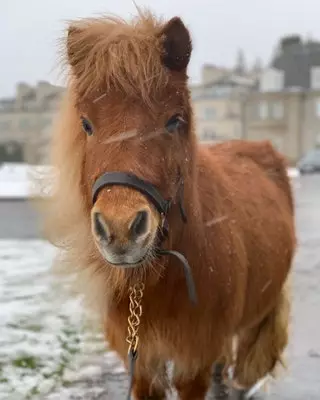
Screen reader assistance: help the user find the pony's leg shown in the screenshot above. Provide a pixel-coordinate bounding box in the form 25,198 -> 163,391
212,338 -> 235,399
212,363 -> 230,399
173,364 -> 212,400
232,285 -> 290,394
132,359 -> 168,400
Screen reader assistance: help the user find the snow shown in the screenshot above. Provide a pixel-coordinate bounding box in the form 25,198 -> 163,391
0,163 -> 54,199
0,239 -> 123,399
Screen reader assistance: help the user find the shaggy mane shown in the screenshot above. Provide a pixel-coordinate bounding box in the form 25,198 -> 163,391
38,91 -> 137,314
62,8 -> 170,104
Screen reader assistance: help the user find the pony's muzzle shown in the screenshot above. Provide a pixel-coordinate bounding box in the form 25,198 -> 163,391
91,207 -> 156,267
92,209 -> 151,243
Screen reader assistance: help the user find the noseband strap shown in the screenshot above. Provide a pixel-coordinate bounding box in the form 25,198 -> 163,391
92,172 -> 170,216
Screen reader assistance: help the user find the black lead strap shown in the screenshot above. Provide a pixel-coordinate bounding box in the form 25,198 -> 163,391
126,350 -> 137,400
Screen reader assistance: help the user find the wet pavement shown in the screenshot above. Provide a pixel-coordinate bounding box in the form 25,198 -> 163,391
265,174 -> 320,400
1,174 -> 319,399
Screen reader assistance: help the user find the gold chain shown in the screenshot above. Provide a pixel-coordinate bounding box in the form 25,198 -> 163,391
126,282 -> 145,355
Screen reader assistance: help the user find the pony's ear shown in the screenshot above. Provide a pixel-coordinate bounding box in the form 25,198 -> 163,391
161,17 -> 192,72
66,25 -> 89,75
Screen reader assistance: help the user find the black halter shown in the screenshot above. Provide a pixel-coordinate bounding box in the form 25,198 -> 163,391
92,171 -> 188,247
91,170 -> 197,400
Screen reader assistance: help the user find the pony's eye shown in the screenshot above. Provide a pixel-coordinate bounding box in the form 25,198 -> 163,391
165,114 -> 185,133
81,117 -> 93,136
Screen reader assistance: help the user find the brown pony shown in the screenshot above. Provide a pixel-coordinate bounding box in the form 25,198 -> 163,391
43,8 -> 296,399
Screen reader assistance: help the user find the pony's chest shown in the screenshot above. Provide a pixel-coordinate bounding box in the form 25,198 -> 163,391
139,312 -> 219,365
142,305 -> 211,344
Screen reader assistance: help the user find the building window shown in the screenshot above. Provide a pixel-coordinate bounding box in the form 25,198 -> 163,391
315,98 -> 320,118
201,129 -> 216,141
19,117 -> 31,131
210,86 -> 232,97
259,68 -> 284,92
271,101 -> 284,119
311,67 -> 320,90
234,125 -> 241,138
38,117 -> 52,129
0,141 -> 24,162
0,120 -> 11,131
204,107 -> 216,120
258,101 -> 268,119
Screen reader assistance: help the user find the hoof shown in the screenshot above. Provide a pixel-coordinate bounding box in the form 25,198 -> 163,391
212,383 -> 229,399
230,387 -> 265,399
229,388 -> 259,399
230,374 -> 271,399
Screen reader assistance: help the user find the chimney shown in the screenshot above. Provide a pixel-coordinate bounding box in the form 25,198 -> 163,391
280,35 -> 302,51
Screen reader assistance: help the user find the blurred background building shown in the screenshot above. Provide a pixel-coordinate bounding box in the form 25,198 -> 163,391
191,34 -> 320,164
244,35 -> 320,163
0,81 -> 64,165
1,34 -> 320,165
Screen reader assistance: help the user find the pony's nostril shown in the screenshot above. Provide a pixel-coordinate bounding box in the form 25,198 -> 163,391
93,212 -> 110,241
129,210 -> 149,240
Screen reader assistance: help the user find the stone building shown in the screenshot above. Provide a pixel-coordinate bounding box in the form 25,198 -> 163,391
190,52 -> 261,145
244,35 -> 320,163
191,71 -> 256,144
0,81 -> 64,164
5,36 -> 320,166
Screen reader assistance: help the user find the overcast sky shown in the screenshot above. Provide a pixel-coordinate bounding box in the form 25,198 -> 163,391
2,0 -> 320,97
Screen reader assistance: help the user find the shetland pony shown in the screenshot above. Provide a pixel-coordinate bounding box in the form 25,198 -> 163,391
42,9 -> 296,399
